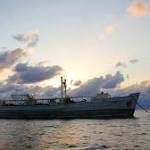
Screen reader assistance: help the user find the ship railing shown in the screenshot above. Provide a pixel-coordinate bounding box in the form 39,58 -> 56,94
0,95 -> 93,106
0,97 -> 60,106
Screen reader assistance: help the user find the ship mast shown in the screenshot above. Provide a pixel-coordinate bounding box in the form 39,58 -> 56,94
61,76 -> 64,100
64,79 -> 67,99
60,76 -> 67,103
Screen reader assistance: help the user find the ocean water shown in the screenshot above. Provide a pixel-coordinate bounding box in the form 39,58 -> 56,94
0,110 -> 150,150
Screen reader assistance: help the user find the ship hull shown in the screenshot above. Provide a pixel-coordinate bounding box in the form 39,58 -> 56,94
0,108 -> 135,119
0,93 -> 139,119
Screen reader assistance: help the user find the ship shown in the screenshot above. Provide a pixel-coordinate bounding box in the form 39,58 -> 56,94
0,77 -> 140,119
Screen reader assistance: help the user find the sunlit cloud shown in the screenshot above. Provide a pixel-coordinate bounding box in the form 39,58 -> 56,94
73,80 -> 82,86
105,24 -> 116,34
38,60 -> 50,66
98,24 -> 117,41
13,30 -> 39,48
0,69 -> 12,81
0,48 -> 26,72
127,2 -> 149,17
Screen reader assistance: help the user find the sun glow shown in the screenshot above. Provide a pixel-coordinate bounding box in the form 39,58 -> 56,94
34,68 -> 83,88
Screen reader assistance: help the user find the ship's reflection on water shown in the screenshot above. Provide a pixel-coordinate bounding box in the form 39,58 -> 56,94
0,110 -> 150,150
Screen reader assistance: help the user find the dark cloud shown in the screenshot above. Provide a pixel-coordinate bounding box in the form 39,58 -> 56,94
0,73 -> 150,108
129,59 -> 139,64
0,83 -> 60,99
71,71 -> 124,96
13,31 -> 39,48
110,80 -> 150,108
115,59 -> 139,68
110,80 -> 150,96
8,63 -> 63,84
115,61 -> 126,67
0,48 -> 25,71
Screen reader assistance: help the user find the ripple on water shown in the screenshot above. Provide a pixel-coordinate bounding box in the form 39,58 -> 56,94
0,110 -> 149,150
81,145 -> 110,150
113,133 -> 123,137
134,144 -> 140,148
67,144 -> 77,148
135,132 -> 147,135
24,145 -> 32,149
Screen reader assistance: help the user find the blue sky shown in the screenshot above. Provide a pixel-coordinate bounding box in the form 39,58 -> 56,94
0,0 -> 150,98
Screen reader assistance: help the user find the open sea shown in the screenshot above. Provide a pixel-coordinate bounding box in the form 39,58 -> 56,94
0,110 -> 150,150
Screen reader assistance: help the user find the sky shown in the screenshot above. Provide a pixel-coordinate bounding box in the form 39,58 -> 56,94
0,0 -> 150,103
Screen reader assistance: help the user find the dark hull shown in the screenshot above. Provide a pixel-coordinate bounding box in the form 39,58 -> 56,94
0,108 -> 135,119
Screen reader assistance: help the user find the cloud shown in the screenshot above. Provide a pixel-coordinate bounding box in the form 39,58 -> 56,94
115,61 -> 126,68
0,48 -> 26,71
13,30 -> 39,48
71,71 -> 124,96
73,80 -> 82,86
0,83 -> 60,99
0,47 -> 8,50
105,24 -> 116,35
112,80 -> 150,96
0,73 -> 150,107
110,80 -> 150,108
7,63 -> 63,84
127,2 -> 149,17
98,23 -> 117,41
129,59 -> 139,64
115,59 -> 139,68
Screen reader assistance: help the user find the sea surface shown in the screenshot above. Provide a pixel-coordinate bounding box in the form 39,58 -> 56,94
0,110 -> 150,150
